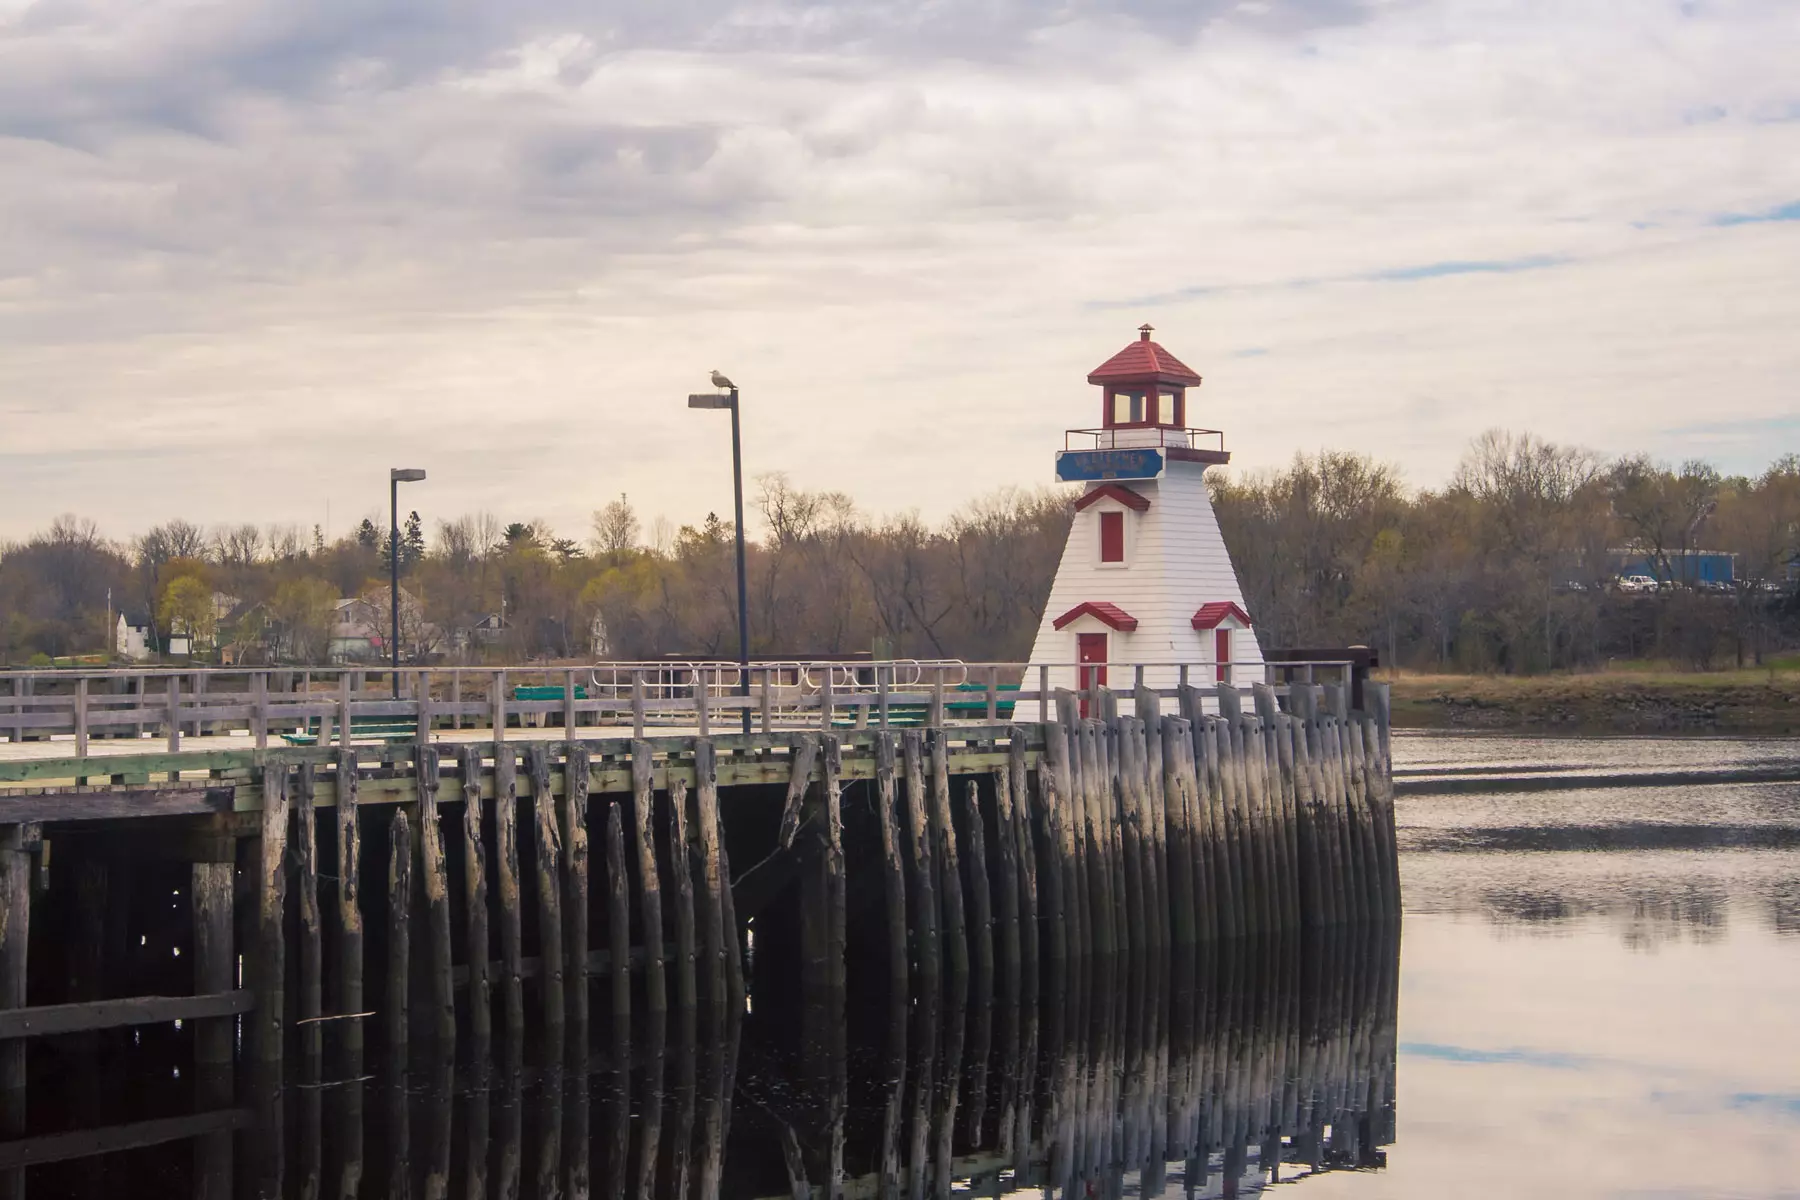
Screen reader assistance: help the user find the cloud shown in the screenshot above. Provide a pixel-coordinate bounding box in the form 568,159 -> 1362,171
0,0 -> 1797,538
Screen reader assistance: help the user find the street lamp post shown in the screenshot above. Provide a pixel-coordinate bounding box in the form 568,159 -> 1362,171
688,379 -> 752,733
389,468 -> 427,699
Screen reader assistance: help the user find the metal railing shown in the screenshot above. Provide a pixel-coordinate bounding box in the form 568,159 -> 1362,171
1063,426 -> 1227,453
0,658 -> 1360,755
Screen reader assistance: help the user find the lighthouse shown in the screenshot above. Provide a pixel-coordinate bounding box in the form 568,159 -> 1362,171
1017,325 -> 1261,717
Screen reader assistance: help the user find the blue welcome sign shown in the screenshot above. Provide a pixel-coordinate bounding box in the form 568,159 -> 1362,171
1055,448 -> 1165,482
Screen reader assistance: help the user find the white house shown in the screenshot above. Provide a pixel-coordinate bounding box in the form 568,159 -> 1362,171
1016,325 -> 1263,718
115,611 -> 154,661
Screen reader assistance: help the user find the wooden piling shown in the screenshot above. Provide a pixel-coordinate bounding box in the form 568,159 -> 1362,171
606,802 -> 630,1022
1160,715 -> 1196,947
192,860 -> 234,1066
874,731 -> 908,999
1077,721 -> 1113,959
901,731 -> 939,991
558,744 -> 592,1040
629,742 -> 665,1015
1007,730 -> 1040,1003
962,779 -> 995,1003
929,728 -> 970,989
255,761 -> 289,1065
667,775 -> 698,1014
493,746 -> 525,1053
295,763 -> 323,1063
416,745 -> 455,1052
528,745 -> 565,1048
693,739 -> 728,1015
823,735 -> 847,995
1044,723 -> 1065,964
993,764 -> 1022,1006
777,734 -> 820,851
385,808 -> 411,1059
1040,722 -> 1072,968
455,745 -> 490,1061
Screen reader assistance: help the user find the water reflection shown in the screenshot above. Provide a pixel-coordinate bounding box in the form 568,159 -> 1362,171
12,933 -> 1398,1198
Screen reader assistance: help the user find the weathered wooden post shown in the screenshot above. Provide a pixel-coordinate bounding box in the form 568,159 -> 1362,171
385,809 -> 411,1060
667,776 -> 698,1014
824,735 -> 847,996
606,801 -> 631,1022
963,779 -> 995,1005
493,746 -> 525,1054
1040,722 -> 1071,968
255,761 -> 289,1065
629,743 -> 665,1015
416,746 -> 455,1054
1007,730 -> 1040,1003
694,739 -> 728,1015
295,763 -> 324,1063
528,745 -> 565,1053
901,731 -> 939,990
192,857 -> 235,1066
0,825 -> 30,1097
564,743 -> 593,1034
993,763 -> 1022,1006
777,735 -> 820,852
875,731 -> 908,1000
929,727 -> 970,989
456,745 -> 490,1065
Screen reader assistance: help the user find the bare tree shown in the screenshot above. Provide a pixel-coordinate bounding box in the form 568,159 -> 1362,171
591,494 -> 641,560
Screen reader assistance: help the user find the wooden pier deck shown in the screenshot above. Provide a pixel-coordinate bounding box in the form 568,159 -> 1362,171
0,659 -> 1397,1192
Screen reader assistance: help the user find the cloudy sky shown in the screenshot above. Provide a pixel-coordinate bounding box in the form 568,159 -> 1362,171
1,0 -> 1796,544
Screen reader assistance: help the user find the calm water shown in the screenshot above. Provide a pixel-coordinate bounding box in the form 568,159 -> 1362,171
11,731 -> 1800,1197
1341,730 -> 1800,1200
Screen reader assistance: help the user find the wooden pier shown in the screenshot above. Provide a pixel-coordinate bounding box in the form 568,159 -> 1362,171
0,659 -> 1397,1190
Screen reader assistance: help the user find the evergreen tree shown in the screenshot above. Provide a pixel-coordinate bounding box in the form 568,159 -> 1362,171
355,518 -> 380,550
403,511 -> 425,569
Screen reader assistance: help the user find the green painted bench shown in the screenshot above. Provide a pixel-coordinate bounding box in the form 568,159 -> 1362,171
511,685 -> 589,701
281,717 -> 415,747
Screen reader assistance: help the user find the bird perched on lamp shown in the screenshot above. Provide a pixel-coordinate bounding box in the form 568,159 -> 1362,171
710,369 -> 736,390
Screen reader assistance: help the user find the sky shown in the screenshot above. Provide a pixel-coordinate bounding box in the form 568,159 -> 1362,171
1,0 -> 1797,546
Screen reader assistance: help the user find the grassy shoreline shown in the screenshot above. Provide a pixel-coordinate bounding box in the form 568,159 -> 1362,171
1388,668 -> 1800,735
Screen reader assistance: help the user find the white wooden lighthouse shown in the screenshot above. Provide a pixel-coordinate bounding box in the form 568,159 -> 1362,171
1017,325 -> 1262,716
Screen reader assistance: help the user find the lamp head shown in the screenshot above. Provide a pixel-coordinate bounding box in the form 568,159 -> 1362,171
390,468 -> 427,483
687,394 -> 732,410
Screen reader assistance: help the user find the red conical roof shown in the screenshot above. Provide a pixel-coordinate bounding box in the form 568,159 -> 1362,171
1086,324 -> 1202,386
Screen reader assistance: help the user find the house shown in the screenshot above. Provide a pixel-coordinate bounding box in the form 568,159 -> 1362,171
332,586 -> 439,663
114,611 -> 154,661
330,597 -> 385,662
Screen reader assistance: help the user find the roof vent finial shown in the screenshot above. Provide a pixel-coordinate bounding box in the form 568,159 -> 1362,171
1138,323 -> 1154,342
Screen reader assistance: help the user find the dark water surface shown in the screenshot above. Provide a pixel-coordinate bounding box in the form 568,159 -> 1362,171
11,731 -> 1800,1197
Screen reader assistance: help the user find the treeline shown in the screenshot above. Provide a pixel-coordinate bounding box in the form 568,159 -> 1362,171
1215,433 -> 1800,671
0,478 -> 1071,667
2,433 -> 1797,671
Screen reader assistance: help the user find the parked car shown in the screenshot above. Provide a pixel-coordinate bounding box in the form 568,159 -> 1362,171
1616,574 -> 1659,593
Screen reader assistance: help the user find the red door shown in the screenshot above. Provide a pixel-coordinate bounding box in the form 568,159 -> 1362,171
1215,628 -> 1231,684
1078,633 -> 1108,718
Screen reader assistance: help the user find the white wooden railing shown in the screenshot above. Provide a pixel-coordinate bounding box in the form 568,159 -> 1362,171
0,658 -> 1361,755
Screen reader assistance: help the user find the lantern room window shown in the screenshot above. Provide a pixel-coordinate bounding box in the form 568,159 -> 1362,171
1111,390 -> 1146,425
1105,386 -> 1184,428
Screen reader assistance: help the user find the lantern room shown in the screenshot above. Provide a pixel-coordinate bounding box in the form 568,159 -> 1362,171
1087,323 -> 1203,443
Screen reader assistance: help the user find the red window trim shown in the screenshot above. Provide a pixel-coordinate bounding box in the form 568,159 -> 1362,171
1053,601 -> 1138,632
1102,386 -> 1186,430
1191,601 -> 1252,630
1073,483 -> 1150,512
1098,511 -> 1124,562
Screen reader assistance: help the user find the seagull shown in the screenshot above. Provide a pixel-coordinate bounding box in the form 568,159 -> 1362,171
710,369 -> 736,390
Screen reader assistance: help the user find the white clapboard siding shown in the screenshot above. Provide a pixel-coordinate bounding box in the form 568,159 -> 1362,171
1016,459 -> 1261,720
